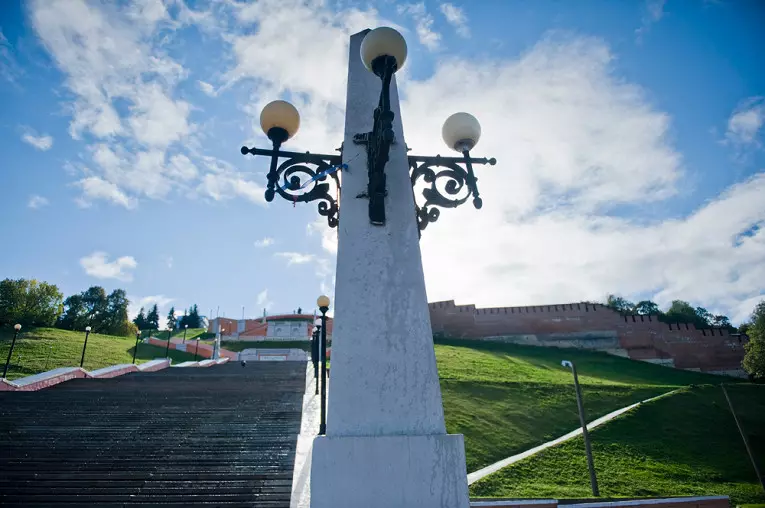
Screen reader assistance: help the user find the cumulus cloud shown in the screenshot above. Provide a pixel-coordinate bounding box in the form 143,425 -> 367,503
398,3 -> 441,51
80,251 -> 138,281
76,176 -> 137,209
725,96 -> 764,148
21,130 -> 54,151
197,80 -> 217,96
197,172 -> 267,205
28,195 -> 50,209
439,3 -> 470,38
274,252 -> 315,265
635,0 -> 666,42
255,237 -> 275,247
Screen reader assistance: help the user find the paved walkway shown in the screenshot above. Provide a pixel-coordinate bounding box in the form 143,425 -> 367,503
290,364 -> 322,508
467,389 -> 678,485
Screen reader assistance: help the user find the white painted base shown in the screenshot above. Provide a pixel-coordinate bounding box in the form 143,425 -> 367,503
310,434 -> 470,508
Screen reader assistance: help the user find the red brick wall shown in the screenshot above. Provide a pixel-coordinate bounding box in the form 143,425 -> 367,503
429,300 -> 747,374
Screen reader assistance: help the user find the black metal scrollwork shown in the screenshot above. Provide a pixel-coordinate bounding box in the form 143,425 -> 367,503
409,154 -> 496,233
240,146 -> 342,228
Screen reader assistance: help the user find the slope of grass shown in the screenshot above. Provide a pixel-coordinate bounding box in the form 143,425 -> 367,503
434,339 -> 745,472
140,328 -> 207,341
0,327 -> 197,380
470,384 -> 765,505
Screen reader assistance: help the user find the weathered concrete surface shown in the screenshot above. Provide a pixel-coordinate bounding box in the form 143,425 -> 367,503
311,434 -> 469,508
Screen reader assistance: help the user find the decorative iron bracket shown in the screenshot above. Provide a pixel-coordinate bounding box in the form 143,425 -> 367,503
240,146 -> 343,228
353,55 -> 397,226
409,153 -> 496,233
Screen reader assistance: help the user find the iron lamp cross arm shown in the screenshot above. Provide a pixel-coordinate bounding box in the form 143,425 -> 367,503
240,99 -> 343,229
409,151 -> 496,233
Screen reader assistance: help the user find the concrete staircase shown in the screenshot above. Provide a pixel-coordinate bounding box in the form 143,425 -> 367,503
0,362 -> 306,507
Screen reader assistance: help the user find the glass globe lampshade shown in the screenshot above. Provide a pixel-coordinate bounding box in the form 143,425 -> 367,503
260,100 -> 300,141
317,295 -> 331,308
442,112 -> 482,152
360,27 -> 407,72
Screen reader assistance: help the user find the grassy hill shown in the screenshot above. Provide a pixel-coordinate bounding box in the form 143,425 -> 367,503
140,328 -> 207,341
435,338 -> 743,474
469,384 -> 765,505
0,327 -> 197,380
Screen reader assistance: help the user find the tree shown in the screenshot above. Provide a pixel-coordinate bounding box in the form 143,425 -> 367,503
187,304 -> 201,328
133,307 -> 147,330
82,286 -> 108,330
606,295 -> 635,314
146,304 -> 160,330
167,306 -> 177,330
712,315 -> 733,330
742,301 -> 765,379
59,294 -> 87,331
103,289 -> 130,336
0,278 -> 64,327
633,300 -> 660,316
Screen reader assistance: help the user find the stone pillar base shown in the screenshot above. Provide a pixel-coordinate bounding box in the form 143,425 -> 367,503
310,434 -> 470,508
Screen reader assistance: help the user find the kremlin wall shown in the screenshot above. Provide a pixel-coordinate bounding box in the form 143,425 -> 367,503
428,300 -> 749,377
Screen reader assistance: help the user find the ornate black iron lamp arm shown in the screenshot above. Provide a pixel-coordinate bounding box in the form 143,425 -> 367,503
409,153 -> 496,233
353,55 -> 397,226
240,143 -> 343,228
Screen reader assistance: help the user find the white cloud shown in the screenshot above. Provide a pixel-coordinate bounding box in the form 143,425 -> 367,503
439,3 -> 469,38
725,96 -> 764,148
255,237 -> 275,247
76,176 -> 137,209
28,195 -> 50,209
1,28 -> 23,84
128,294 -> 173,321
21,131 -> 54,151
274,252 -> 315,265
398,3 -> 441,51
80,251 -> 138,281
197,172 -> 267,205
635,0 -> 666,42
255,288 -> 273,311
197,80 -> 217,97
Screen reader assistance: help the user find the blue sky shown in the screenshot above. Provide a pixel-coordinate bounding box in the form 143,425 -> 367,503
1,0 -> 764,326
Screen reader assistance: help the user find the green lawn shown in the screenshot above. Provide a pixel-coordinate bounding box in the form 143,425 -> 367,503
140,328 -> 207,341
0,327 -> 197,380
220,340 -> 313,352
469,384 -> 765,505
434,339 -> 746,473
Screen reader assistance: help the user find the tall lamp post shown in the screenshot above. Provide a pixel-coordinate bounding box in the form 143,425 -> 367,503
562,360 -> 599,497
164,327 -> 172,359
79,326 -> 92,368
132,330 -> 141,364
2,324 -> 22,379
317,295 -> 330,435
182,324 -> 188,343
241,28 -> 497,508
312,319 -> 321,395
194,337 -> 201,361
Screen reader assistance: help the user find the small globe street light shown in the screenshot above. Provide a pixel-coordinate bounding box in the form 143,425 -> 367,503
182,323 -> 189,343
133,330 -> 141,364
240,26 -> 495,234
79,326 -> 92,368
2,324 -> 22,379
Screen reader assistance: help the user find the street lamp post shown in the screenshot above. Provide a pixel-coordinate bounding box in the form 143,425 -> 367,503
194,337 -> 200,361
182,324 -> 188,343
317,295 -> 330,435
164,327 -> 172,359
312,320 -> 321,395
79,326 -> 92,368
2,324 -> 22,379
240,28 -> 496,508
562,360 -> 599,497
132,330 -> 141,364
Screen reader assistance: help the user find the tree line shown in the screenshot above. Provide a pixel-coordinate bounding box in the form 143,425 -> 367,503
132,304 -> 202,331
0,277 -> 204,338
604,295 -> 734,330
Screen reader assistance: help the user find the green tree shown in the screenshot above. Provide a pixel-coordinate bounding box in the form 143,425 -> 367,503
167,306 -> 177,330
633,300 -> 660,316
82,286 -> 108,330
133,307 -> 147,330
58,294 -> 87,330
103,289 -> 130,336
606,294 -> 635,314
661,300 -> 710,329
742,301 -> 765,379
146,304 -> 160,330
712,314 -> 734,330
0,278 -> 63,327
187,304 -> 201,328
